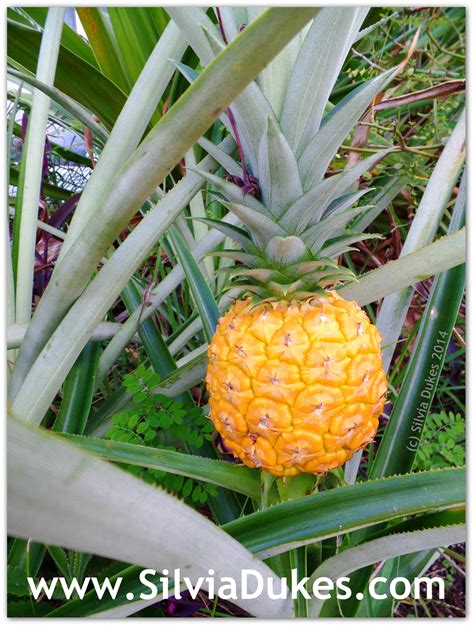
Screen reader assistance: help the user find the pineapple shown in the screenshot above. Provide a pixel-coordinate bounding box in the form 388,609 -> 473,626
207,295 -> 386,477
203,132 -> 388,476
199,8 -> 391,476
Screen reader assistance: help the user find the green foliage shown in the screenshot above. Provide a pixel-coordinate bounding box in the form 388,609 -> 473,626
414,411 -> 465,471
6,6 -> 465,619
8,600 -> 53,617
335,7 -> 466,211
7,565 -> 31,597
105,364 -> 216,505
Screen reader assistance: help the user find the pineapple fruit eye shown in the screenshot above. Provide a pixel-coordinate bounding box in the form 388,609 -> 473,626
206,291 -> 387,477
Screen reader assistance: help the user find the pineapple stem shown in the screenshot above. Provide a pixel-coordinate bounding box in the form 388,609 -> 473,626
275,475 -> 315,617
324,467 -> 347,489
260,470 -> 277,510
276,473 -> 316,502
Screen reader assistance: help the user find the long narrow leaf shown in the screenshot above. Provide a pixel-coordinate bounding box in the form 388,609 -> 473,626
7,18 -> 126,129
58,19 -> 186,259
7,321 -> 138,349
168,6 -> 281,171
257,117 -> 303,211
121,279 -> 178,379
298,68 -> 397,190
12,7 -> 99,68
281,151 -> 387,232
108,7 -> 162,90
370,196 -> 465,479
376,109 -> 465,370
356,552 -> 438,617
12,8 -> 64,326
96,201 -> 239,381
76,8 -> 129,92
308,525 -> 465,617
60,434 -> 260,500
338,228 -> 465,306
281,8 -> 368,156
52,342 -> 101,435
224,467 -> 464,558
352,175 -> 408,233
169,226 -> 220,343
7,68 -> 109,143
10,139 -> 234,419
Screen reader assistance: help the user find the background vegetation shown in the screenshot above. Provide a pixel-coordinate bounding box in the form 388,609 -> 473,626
7,6 -> 465,618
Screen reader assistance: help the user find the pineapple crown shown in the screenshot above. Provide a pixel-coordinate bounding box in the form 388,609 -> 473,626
194,143 -> 386,299
175,8 -> 398,299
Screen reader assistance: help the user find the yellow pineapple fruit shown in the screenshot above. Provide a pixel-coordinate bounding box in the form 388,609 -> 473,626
207,292 -> 386,476
196,11 -> 395,476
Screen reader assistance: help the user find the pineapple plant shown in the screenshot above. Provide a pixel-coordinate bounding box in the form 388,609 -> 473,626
201,9 -> 392,477
203,146 -> 389,476
7,5 -> 465,619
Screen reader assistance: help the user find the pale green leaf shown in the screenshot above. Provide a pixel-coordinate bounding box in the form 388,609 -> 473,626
7,416 -> 293,618
308,525 -> 466,617
257,117 -> 303,212
339,228 -> 465,306
298,68 -> 397,190
376,110 -> 465,369
14,8 -> 64,326
281,8 -> 368,156
7,68 -> 109,143
281,151 -> 388,232
220,200 -> 286,247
